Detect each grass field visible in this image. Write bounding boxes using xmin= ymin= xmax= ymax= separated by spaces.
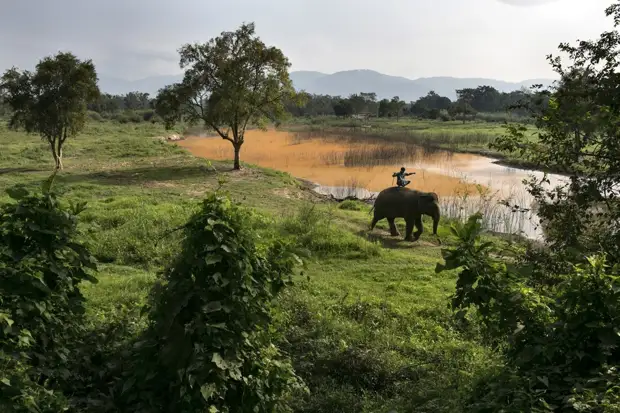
xmin=0 ymin=121 xmax=511 ymax=412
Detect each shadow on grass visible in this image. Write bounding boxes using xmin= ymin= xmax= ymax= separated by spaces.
xmin=361 ymin=230 xmax=414 ymax=250
xmin=361 ymin=230 xmax=442 ymax=249
xmin=56 ymin=165 xmax=221 ymax=186
xmin=0 ymin=167 xmax=45 ymax=175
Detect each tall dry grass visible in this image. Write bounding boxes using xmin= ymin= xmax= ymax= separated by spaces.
xmin=290 ymin=127 xmax=497 ymax=150
xmin=441 ymin=182 xmax=538 ymax=238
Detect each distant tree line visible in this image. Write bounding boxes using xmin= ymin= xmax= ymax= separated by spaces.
xmin=13 ymin=82 xmax=546 ymax=126
xmin=284 ymin=85 xmax=547 ymax=122
xmin=72 ymin=83 xmax=547 ymax=126
xmin=85 ymin=91 xmax=159 ymax=123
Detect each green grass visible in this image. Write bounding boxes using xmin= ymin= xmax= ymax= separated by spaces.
xmin=0 ymin=120 xmax=506 ymax=412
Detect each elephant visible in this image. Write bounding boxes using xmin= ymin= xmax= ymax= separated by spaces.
xmin=369 ymin=187 xmax=440 ymax=242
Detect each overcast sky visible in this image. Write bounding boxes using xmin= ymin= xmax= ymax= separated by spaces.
xmin=0 ymin=0 xmax=614 ymax=81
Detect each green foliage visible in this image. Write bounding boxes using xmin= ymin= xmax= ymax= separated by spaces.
xmin=155 ymin=22 xmax=296 ymax=169
xmin=438 ymin=214 xmax=620 ymax=411
xmin=118 ymin=191 xmax=306 ymax=412
xmin=0 ymin=52 xmax=100 ymax=170
xmin=0 ymin=186 xmax=97 ymax=412
xmin=493 ymin=2 xmax=620 ymax=263
xmin=337 ymin=199 xmax=368 ymax=211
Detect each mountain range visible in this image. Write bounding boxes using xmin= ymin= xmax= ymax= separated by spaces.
xmin=98 ymin=69 xmax=556 ymax=102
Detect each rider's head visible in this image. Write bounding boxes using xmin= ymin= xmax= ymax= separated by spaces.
xmin=400 ymin=167 xmax=405 ymax=172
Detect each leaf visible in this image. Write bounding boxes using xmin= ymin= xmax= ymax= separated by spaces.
xmin=6 ymin=185 xmax=29 ymax=200
xmin=206 ymin=254 xmax=223 ymax=265
xmin=0 ymin=378 xmax=10 ymax=386
xmin=200 ymin=383 xmax=216 ymax=401
xmin=537 ymin=376 xmax=549 ymax=388
xmin=122 ymin=377 xmax=136 ymax=394
xmin=212 ymin=353 xmax=228 ymax=370
xmin=205 ymin=301 xmax=222 ymax=313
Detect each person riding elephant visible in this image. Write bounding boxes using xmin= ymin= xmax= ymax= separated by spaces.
xmin=369 ymin=186 xmax=440 ymax=242
xmin=392 ymin=167 xmax=415 ymax=188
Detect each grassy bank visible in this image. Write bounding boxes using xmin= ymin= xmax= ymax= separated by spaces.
xmin=0 ymin=121 xmax=509 ymax=412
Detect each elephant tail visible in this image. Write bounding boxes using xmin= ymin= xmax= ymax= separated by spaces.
xmin=368 ymin=205 xmax=375 ymax=215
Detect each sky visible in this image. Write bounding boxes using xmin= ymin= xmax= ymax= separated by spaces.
xmin=0 ymin=0 xmax=615 ymax=82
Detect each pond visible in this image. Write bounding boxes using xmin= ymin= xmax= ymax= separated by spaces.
xmin=178 ymin=129 xmax=568 ymax=240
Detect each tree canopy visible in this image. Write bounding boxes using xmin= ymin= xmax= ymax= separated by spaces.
xmin=0 ymin=52 xmax=99 ymax=170
xmin=155 ymin=22 xmax=296 ymax=170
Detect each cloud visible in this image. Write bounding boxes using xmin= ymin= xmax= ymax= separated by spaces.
xmin=0 ymin=0 xmax=613 ymax=81
xmin=496 ymin=0 xmax=562 ymax=6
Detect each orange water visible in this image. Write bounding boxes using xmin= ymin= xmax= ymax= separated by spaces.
xmin=178 ymin=130 xmax=483 ymax=196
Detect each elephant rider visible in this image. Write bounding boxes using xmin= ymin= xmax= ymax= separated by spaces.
xmin=393 ymin=167 xmax=415 ymax=188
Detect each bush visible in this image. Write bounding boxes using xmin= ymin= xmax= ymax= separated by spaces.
xmin=0 ymin=185 xmax=98 ymax=412
xmin=437 ymin=214 xmax=620 ymax=411
xmin=338 ymin=199 xmax=368 ymax=211
xmin=116 ymin=192 xmax=307 ymax=412
xmin=88 ymin=111 xmax=104 ymax=121
xmin=142 ymin=110 xmax=155 ymax=122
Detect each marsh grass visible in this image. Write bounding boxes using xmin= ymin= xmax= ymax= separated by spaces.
xmin=290 ymin=126 xmax=498 ymax=151
xmin=440 ymin=182 xmax=536 ymax=237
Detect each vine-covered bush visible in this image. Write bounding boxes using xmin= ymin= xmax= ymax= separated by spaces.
xmin=437 ymin=214 xmax=620 ymax=412
xmin=0 ymin=186 xmax=98 ymax=412
xmin=118 ymin=191 xmax=307 ymax=412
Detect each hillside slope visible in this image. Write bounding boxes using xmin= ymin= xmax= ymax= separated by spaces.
xmin=98 ymin=70 xmax=555 ymax=100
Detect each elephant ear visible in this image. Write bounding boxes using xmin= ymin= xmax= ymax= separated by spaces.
xmin=422 ymin=192 xmax=439 ymax=202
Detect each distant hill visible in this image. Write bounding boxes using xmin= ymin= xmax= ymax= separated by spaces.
xmin=289 ymin=70 xmax=556 ymax=101
xmin=98 ymin=70 xmax=556 ymax=101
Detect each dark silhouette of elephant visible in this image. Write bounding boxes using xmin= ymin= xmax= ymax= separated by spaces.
xmin=369 ymin=187 xmax=440 ymax=241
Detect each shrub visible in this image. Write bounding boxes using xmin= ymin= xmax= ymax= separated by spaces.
xmin=88 ymin=111 xmax=104 ymax=121
xmin=437 ymin=214 xmax=620 ymax=411
xmin=142 ymin=110 xmax=155 ymax=122
xmin=0 ymin=185 xmax=97 ymax=411
xmin=117 ymin=192 xmax=307 ymax=412
xmin=338 ymin=199 xmax=368 ymax=211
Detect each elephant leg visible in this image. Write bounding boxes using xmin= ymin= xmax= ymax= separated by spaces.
xmin=404 ymin=217 xmax=415 ymax=241
xmin=387 ymin=218 xmax=400 ymax=236
xmin=413 ymin=215 xmax=424 ymax=241
xmin=369 ymin=216 xmax=380 ymax=231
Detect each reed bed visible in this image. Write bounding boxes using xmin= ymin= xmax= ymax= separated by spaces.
xmin=441 ymin=182 xmax=539 ymax=238
xmin=289 ymin=126 xmax=498 ymax=150
xmin=315 ymin=142 xmax=456 ymax=168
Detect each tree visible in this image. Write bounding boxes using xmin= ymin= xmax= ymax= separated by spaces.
xmin=120 ymin=192 xmax=306 ymax=411
xmin=378 ymin=98 xmax=390 ymax=117
xmin=0 ymin=52 xmax=100 ymax=170
xmin=390 ymin=96 xmax=406 ymax=121
xmin=155 ymin=22 xmax=296 ymax=170
xmin=333 ymin=98 xmax=353 ymax=117
xmin=494 ymin=0 xmax=620 ymax=261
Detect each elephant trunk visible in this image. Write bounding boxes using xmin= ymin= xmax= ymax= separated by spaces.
xmin=432 ymin=207 xmax=440 ymax=235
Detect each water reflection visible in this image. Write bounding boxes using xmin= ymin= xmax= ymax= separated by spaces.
xmin=177 ymin=130 xmax=568 ymax=240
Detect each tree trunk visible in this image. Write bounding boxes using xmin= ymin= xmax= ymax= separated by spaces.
xmin=56 ymin=138 xmax=64 ymax=170
xmin=233 ymin=143 xmax=241 ymax=170
xmin=47 ymin=137 xmax=64 ymax=170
